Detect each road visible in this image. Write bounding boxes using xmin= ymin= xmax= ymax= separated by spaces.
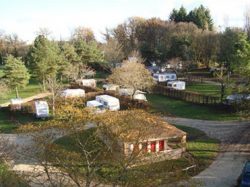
xmin=166 ymin=117 xmax=250 ymax=187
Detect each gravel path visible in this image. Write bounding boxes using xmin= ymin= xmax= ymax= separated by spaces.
xmin=166 ymin=117 xmax=250 ymax=187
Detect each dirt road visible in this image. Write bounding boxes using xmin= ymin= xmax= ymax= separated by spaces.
xmin=166 ymin=117 xmax=250 ymax=187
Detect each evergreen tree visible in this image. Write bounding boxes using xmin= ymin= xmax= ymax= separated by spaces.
xmin=3 ymin=55 xmax=30 ymax=98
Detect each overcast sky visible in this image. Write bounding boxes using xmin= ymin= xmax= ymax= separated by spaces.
xmin=1 ymin=0 xmax=249 ymax=43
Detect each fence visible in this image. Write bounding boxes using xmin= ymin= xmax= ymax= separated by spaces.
xmin=153 ymin=85 xmax=221 ymax=105
xmin=185 ymin=75 xmax=219 ymax=83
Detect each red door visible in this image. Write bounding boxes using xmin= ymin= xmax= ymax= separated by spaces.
xmin=151 ymin=141 xmax=156 ymax=152
xmin=159 ymin=140 xmax=164 ymax=151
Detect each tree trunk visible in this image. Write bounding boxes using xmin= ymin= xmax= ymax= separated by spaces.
xmin=15 ymin=87 xmax=19 ymax=98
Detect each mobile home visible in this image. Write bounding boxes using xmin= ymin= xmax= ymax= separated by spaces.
xmin=76 ymin=79 xmax=96 ymax=88
xmin=153 ymin=73 xmax=177 ymax=82
xmin=167 ymin=81 xmax=186 ymax=90
xmin=34 ymin=101 xmax=49 ymax=118
xmin=60 ymin=89 xmax=85 ymax=98
xmin=95 ymin=95 xmax=120 ymax=111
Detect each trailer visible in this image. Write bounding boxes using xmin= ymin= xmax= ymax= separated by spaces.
xmin=167 ymin=81 xmax=186 ymax=90
xmin=10 ymin=98 xmax=23 ymax=110
xmin=60 ymin=89 xmax=85 ymax=98
xmin=34 ymin=101 xmax=49 ymax=118
xmin=76 ymin=79 xmax=96 ymax=88
xmin=95 ymin=95 xmax=120 ymax=111
xmin=153 ymin=73 xmax=177 ymax=82
xmin=86 ymin=100 xmax=105 ymax=113
xmin=133 ymin=90 xmax=147 ymax=101
xmin=103 ymin=84 xmax=119 ymax=91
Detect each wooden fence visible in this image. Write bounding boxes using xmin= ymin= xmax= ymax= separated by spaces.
xmin=153 ymin=85 xmax=221 ymax=105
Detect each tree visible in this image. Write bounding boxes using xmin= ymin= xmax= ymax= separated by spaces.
xmin=3 ymin=55 xmax=30 ymax=98
xmin=169 ymin=6 xmax=187 ymax=22
xmin=73 ymin=39 xmax=104 ymax=65
xmin=72 ymin=27 xmax=95 ymax=43
xmin=0 ymin=81 xmax=9 ymax=99
xmin=108 ymin=59 xmax=154 ymax=97
xmin=244 ymin=8 xmax=250 ymax=40
xmin=28 ymin=35 xmax=62 ymax=91
xmin=103 ymin=38 xmax=125 ymax=69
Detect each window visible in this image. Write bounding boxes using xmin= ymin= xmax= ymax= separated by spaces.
xmin=159 ymin=140 xmax=164 ymax=151
xmin=171 ymin=75 xmax=175 ymax=79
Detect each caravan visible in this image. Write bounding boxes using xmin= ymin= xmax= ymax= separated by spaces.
xmin=34 ymin=101 xmax=49 ymax=118
xmin=76 ymin=79 xmax=96 ymax=88
xmin=153 ymin=73 xmax=177 ymax=82
xmin=60 ymin=89 xmax=85 ymax=98
xmin=95 ymin=95 xmax=120 ymax=111
xmin=167 ymin=81 xmax=186 ymax=90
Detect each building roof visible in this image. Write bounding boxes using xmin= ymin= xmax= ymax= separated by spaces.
xmin=98 ymin=110 xmax=186 ymax=142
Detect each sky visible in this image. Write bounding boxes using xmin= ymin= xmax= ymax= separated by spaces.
xmin=0 ymin=0 xmax=250 ymax=43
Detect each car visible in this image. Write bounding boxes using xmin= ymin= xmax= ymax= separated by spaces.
xmin=239 ymin=161 xmax=250 ymax=187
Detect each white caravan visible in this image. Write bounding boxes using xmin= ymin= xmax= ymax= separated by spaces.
xmin=60 ymin=89 xmax=85 ymax=98
xmin=95 ymin=95 xmax=120 ymax=111
xmin=10 ymin=98 xmax=23 ymax=110
xmin=76 ymin=79 xmax=96 ymax=88
xmin=167 ymin=81 xmax=186 ymax=90
xmin=34 ymin=101 xmax=49 ymax=118
xmin=103 ymin=84 xmax=120 ymax=91
xmin=133 ymin=90 xmax=147 ymax=101
xmin=153 ymin=73 xmax=177 ymax=82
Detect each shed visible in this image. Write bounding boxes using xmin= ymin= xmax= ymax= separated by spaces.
xmin=60 ymin=89 xmax=85 ymax=98
xmin=167 ymin=81 xmax=186 ymax=90
xmin=34 ymin=101 xmax=49 ymax=118
xmin=95 ymin=95 xmax=120 ymax=111
xmin=98 ymin=110 xmax=186 ymax=164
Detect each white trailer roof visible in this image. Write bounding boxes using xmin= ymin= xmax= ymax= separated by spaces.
xmin=96 ymin=95 xmax=119 ymax=103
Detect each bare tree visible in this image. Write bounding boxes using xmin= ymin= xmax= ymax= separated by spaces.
xmin=244 ymin=7 xmax=250 ymax=39
xmin=108 ymin=59 xmax=154 ymax=97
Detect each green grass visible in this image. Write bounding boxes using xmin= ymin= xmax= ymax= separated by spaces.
xmin=0 ymin=79 xmax=42 ymax=104
xmin=55 ymin=126 xmax=219 ymax=186
xmin=186 ymin=83 xmax=221 ymax=97
xmin=175 ymin=125 xmax=219 ymax=174
xmin=0 ymin=108 xmax=38 ymax=133
xmin=148 ymin=94 xmax=240 ymax=120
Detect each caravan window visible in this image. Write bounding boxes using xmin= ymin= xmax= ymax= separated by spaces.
xmin=166 ymin=76 xmax=170 ymax=79
xmin=173 ymin=84 xmax=177 ymax=87
xmin=171 ymin=75 xmax=175 ymax=79
xmin=103 ymin=101 xmax=108 ymax=106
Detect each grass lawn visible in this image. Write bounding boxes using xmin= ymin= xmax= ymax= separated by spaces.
xmin=148 ymin=94 xmax=240 ymax=120
xmin=186 ymin=83 xmax=221 ymax=97
xmin=55 ymin=125 xmax=219 ymax=186
xmin=0 ymin=79 xmax=42 ymax=104
xmin=0 ymin=108 xmax=38 ymax=133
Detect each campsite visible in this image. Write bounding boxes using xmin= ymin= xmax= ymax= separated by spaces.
xmin=0 ymin=1 xmax=249 ymax=187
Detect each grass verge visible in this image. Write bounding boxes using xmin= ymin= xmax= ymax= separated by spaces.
xmin=148 ymin=94 xmax=240 ymax=121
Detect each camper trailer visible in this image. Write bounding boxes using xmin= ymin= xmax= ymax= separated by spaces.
xmin=86 ymin=100 xmax=105 ymax=113
xmin=153 ymin=73 xmax=177 ymax=82
xmin=133 ymin=90 xmax=147 ymax=101
xmin=10 ymin=98 xmax=23 ymax=110
xmin=95 ymin=95 xmax=120 ymax=111
xmin=60 ymin=89 xmax=85 ymax=98
xmin=103 ymin=84 xmax=119 ymax=91
xmin=76 ymin=79 xmax=96 ymax=88
xmin=167 ymin=81 xmax=186 ymax=90
xmin=34 ymin=101 xmax=49 ymax=118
